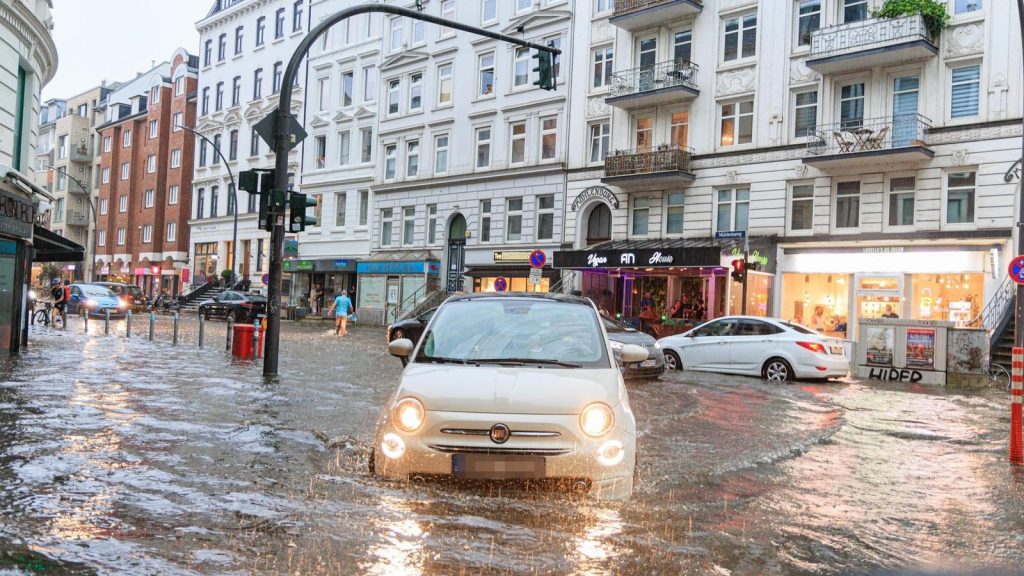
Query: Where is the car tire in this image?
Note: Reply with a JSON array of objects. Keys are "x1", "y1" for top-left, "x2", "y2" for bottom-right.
[
  {"x1": 762, "y1": 357, "x2": 794, "y2": 383},
  {"x1": 392, "y1": 328, "x2": 405, "y2": 341},
  {"x1": 663, "y1": 350, "x2": 682, "y2": 372}
]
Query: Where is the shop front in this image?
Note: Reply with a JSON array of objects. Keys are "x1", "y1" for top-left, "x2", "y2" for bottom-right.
[
  {"x1": 192, "y1": 242, "x2": 219, "y2": 285},
  {"x1": 355, "y1": 252, "x2": 441, "y2": 325},
  {"x1": 466, "y1": 250, "x2": 558, "y2": 293},
  {"x1": 284, "y1": 258, "x2": 358, "y2": 315}
]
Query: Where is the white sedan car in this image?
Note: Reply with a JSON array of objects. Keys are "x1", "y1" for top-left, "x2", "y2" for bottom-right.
[
  {"x1": 656, "y1": 315, "x2": 849, "y2": 381},
  {"x1": 372, "y1": 292, "x2": 649, "y2": 501}
]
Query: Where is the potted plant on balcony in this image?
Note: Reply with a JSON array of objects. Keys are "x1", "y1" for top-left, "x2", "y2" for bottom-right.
[{"x1": 872, "y1": 0, "x2": 950, "y2": 38}]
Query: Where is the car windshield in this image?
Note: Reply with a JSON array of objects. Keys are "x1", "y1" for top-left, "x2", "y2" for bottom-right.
[
  {"x1": 416, "y1": 299, "x2": 609, "y2": 368},
  {"x1": 125, "y1": 286, "x2": 144, "y2": 297},
  {"x1": 81, "y1": 285, "x2": 116, "y2": 298},
  {"x1": 601, "y1": 315, "x2": 635, "y2": 333}
]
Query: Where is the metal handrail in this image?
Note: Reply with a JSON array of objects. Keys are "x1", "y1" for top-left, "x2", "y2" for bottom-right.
[
  {"x1": 605, "y1": 144, "x2": 693, "y2": 177},
  {"x1": 609, "y1": 59, "x2": 699, "y2": 98},
  {"x1": 613, "y1": 0, "x2": 702, "y2": 16},
  {"x1": 810, "y1": 14, "x2": 934, "y2": 60},
  {"x1": 806, "y1": 114, "x2": 930, "y2": 156},
  {"x1": 390, "y1": 283, "x2": 428, "y2": 321},
  {"x1": 967, "y1": 276, "x2": 1014, "y2": 331}
]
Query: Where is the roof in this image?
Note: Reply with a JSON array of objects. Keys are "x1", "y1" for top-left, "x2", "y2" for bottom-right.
[{"x1": 447, "y1": 292, "x2": 593, "y2": 306}]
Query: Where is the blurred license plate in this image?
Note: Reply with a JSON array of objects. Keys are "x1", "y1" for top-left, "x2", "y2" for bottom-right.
[
  {"x1": 830, "y1": 346, "x2": 845, "y2": 355},
  {"x1": 640, "y1": 359, "x2": 657, "y2": 367},
  {"x1": 452, "y1": 454, "x2": 546, "y2": 480}
]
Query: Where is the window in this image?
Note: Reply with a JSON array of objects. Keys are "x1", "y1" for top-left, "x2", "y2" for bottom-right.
[
  {"x1": 409, "y1": 73, "x2": 422, "y2": 111},
  {"x1": 227, "y1": 183, "x2": 236, "y2": 216},
  {"x1": 403, "y1": 207, "x2": 416, "y2": 245},
  {"x1": 204, "y1": 39, "x2": 212, "y2": 66},
  {"x1": 434, "y1": 134, "x2": 449, "y2": 174},
  {"x1": 389, "y1": 17, "x2": 403, "y2": 51},
  {"x1": 256, "y1": 16, "x2": 266, "y2": 46},
  {"x1": 720, "y1": 100, "x2": 753, "y2": 146},
  {"x1": 537, "y1": 195, "x2": 554, "y2": 241},
  {"x1": 149, "y1": 119, "x2": 158, "y2": 139},
  {"x1": 363, "y1": 65, "x2": 376, "y2": 102},
  {"x1": 412, "y1": 18, "x2": 424, "y2": 45},
  {"x1": 631, "y1": 196, "x2": 650, "y2": 235},
  {"x1": 479, "y1": 53, "x2": 495, "y2": 97},
  {"x1": 118, "y1": 194, "x2": 128, "y2": 212},
  {"x1": 273, "y1": 62, "x2": 282, "y2": 94},
  {"x1": 123, "y1": 129, "x2": 132, "y2": 147},
  {"x1": 175, "y1": 75, "x2": 185, "y2": 95},
  {"x1": 440, "y1": 0, "x2": 456, "y2": 36},
  {"x1": 199, "y1": 140, "x2": 208, "y2": 166},
  {"x1": 427, "y1": 204, "x2": 438, "y2": 243},
  {"x1": 482, "y1": 0, "x2": 497, "y2": 22},
  {"x1": 796, "y1": 0, "x2": 821, "y2": 47},
  {"x1": 843, "y1": 0, "x2": 868, "y2": 22},
  {"x1": 589, "y1": 122, "x2": 610, "y2": 163},
  {"x1": 359, "y1": 190, "x2": 369, "y2": 226},
  {"x1": 514, "y1": 47, "x2": 530, "y2": 87},
  {"x1": 172, "y1": 112, "x2": 183, "y2": 132},
  {"x1": 384, "y1": 144, "x2": 397, "y2": 179},
  {"x1": 151, "y1": 85, "x2": 161, "y2": 103},
  {"x1": 723, "y1": 12, "x2": 757, "y2": 61},
  {"x1": 387, "y1": 79, "x2": 400, "y2": 114},
  {"x1": 437, "y1": 63, "x2": 453, "y2": 105},
  {"x1": 338, "y1": 130, "x2": 350, "y2": 166},
  {"x1": 481, "y1": 200, "x2": 492, "y2": 242},
  {"x1": 506, "y1": 198, "x2": 523, "y2": 241},
  {"x1": 210, "y1": 186, "x2": 219, "y2": 218},
  {"x1": 510, "y1": 122, "x2": 527, "y2": 164},
  {"x1": 167, "y1": 222, "x2": 177, "y2": 242},
  {"x1": 789, "y1": 183, "x2": 814, "y2": 231},
  {"x1": 360, "y1": 127, "x2": 373, "y2": 162},
  {"x1": 335, "y1": 192, "x2": 347, "y2": 227},
  {"x1": 407, "y1": 141, "x2": 419, "y2": 177},
  {"x1": 888, "y1": 176, "x2": 915, "y2": 227},
  {"x1": 55, "y1": 171, "x2": 65, "y2": 191},
  {"x1": 234, "y1": 26, "x2": 243, "y2": 54},
  {"x1": 717, "y1": 188, "x2": 750, "y2": 232},
  {"x1": 635, "y1": 116, "x2": 654, "y2": 151},
  {"x1": 103, "y1": 135, "x2": 111, "y2": 152},
  {"x1": 144, "y1": 188, "x2": 154, "y2": 208},
  {"x1": 120, "y1": 162, "x2": 129, "y2": 180},
  {"x1": 835, "y1": 181, "x2": 860, "y2": 229},
  {"x1": 955, "y1": 0, "x2": 982, "y2": 14},
  {"x1": 547, "y1": 37, "x2": 562, "y2": 80},
  {"x1": 57, "y1": 135, "x2": 66, "y2": 159},
  {"x1": 99, "y1": 198, "x2": 108, "y2": 214},
  {"x1": 951, "y1": 65, "x2": 980, "y2": 118},
  {"x1": 476, "y1": 127, "x2": 491, "y2": 168},
  {"x1": 218, "y1": 33, "x2": 226, "y2": 61},
  {"x1": 317, "y1": 77, "x2": 329, "y2": 111},
  {"x1": 142, "y1": 224, "x2": 152, "y2": 244},
  {"x1": 314, "y1": 135, "x2": 327, "y2": 169},
  {"x1": 231, "y1": 76, "x2": 241, "y2": 106},
  {"x1": 671, "y1": 111, "x2": 688, "y2": 148},
  {"x1": 117, "y1": 228, "x2": 126, "y2": 246},
  {"x1": 946, "y1": 171, "x2": 976, "y2": 224},
  {"x1": 540, "y1": 117, "x2": 557, "y2": 160},
  {"x1": 101, "y1": 167, "x2": 110, "y2": 184},
  {"x1": 250, "y1": 127, "x2": 260, "y2": 156},
  {"x1": 275, "y1": 7, "x2": 285, "y2": 38},
  {"x1": 293, "y1": 0, "x2": 303, "y2": 32},
  {"x1": 666, "y1": 192, "x2": 685, "y2": 234},
  {"x1": 342, "y1": 71, "x2": 353, "y2": 106},
  {"x1": 146, "y1": 155, "x2": 156, "y2": 173},
  {"x1": 839, "y1": 82, "x2": 865, "y2": 129},
  {"x1": 380, "y1": 208, "x2": 393, "y2": 246},
  {"x1": 253, "y1": 68, "x2": 263, "y2": 99},
  {"x1": 793, "y1": 89, "x2": 818, "y2": 138},
  {"x1": 596, "y1": 0, "x2": 613, "y2": 13},
  {"x1": 517, "y1": 0, "x2": 533, "y2": 13},
  {"x1": 216, "y1": 82, "x2": 224, "y2": 110},
  {"x1": 229, "y1": 130, "x2": 238, "y2": 161},
  {"x1": 168, "y1": 184, "x2": 179, "y2": 205},
  {"x1": 247, "y1": 188, "x2": 257, "y2": 213},
  {"x1": 98, "y1": 230, "x2": 106, "y2": 246},
  {"x1": 592, "y1": 47, "x2": 614, "y2": 88},
  {"x1": 196, "y1": 188, "x2": 205, "y2": 219},
  {"x1": 213, "y1": 134, "x2": 222, "y2": 157},
  {"x1": 673, "y1": 29, "x2": 692, "y2": 63}
]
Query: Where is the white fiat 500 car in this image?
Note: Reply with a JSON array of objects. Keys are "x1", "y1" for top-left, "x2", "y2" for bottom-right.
[
  {"x1": 372, "y1": 292, "x2": 649, "y2": 501},
  {"x1": 656, "y1": 315, "x2": 849, "y2": 381}
]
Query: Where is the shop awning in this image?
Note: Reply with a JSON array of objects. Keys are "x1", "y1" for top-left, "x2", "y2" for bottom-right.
[
  {"x1": 553, "y1": 238, "x2": 723, "y2": 270},
  {"x1": 32, "y1": 225, "x2": 85, "y2": 263}
]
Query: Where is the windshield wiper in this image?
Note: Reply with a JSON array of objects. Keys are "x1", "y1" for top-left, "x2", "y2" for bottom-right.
[
  {"x1": 471, "y1": 358, "x2": 582, "y2": 368},
  {"x1": 417, "y1": 356, "x2": 471, "y2": 365}
]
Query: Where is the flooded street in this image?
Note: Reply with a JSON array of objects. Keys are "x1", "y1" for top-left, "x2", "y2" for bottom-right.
[{"x1": 1, "y1": 318, "x2": 1022, "y2": 574}]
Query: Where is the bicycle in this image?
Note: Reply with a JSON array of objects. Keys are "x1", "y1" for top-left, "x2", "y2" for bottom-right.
[{"x1": 32, "y1": 301, "x2": 64, "y2": 328}]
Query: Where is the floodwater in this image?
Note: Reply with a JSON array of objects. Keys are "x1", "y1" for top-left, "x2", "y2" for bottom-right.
[{"x1": 0, "y1": 317, "x2": 1022, "y2": 575}]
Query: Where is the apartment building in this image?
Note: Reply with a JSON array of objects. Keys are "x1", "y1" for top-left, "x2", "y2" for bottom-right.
[
  {"x1": 32, "y1": 98, "x2": 66, "y2": 227},
  {"x1": 550, "y1": 0, "x2": 1021, "y2": 342},
  {"x1": 190, "y1": 0, "x2": 310, "y2": 290},
  {"x1": 93, "y1": 49, "x2": 199, "y2": 296}
]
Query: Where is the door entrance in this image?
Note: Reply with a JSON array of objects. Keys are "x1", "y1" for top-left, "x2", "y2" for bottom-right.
[{"x1": 447, "y1": 213, "x2": 467, "y2": 292}]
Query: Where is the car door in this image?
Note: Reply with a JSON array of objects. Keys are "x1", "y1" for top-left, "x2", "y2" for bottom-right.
[
  {"x1": 681, "y1": 318, "x2": 737, "y2": 370},
  {"x1": 729, "y1": 319, "x2": 785, "y2": 373},
  {"x1": 211, "y1": 292, "x2": 229, "y2": 317},
  {"x1": 68, "y1": 286, "x2": 82, "y2": 314}
]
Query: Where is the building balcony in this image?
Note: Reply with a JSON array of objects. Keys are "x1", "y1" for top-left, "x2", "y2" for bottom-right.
[
  {"x1": 803, "y1": 114, "x2": 933, "y2": 168},
  {"x1": 603, "y1": 145, "x2": 695, "y2": 188},
  {"x1": 69, "y1": 145, "x2": 92, "y2": 163},
  {"x1": 807, "y1": 15, "x2": 937, "y2": 74},
  {"x1": 610, "y1": 0, "x2": 702, "y2": 32},
  {"x1": 65, "y1": 211, "x2": 90, "y2": 227},
  {"x1": 606, "y1": 60, "x2": 699, "y2": 110}
]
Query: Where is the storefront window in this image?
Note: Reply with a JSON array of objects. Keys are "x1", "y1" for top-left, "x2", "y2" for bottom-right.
[
  {"x1": 478, "y1": 277, "x2": 549, "y2": 293},
  {"x1": 0, "y1": 240, "x2": 15, "y2": 353},
  {"x1": 910, "y1": 273, "x2": 982, "y2": 325},
  {"x1": 728, "y1": 272, "x2": 773, "y2": 318},
  {"x1": 780, "y1": 273, "x2": 850, "y2": 337}
]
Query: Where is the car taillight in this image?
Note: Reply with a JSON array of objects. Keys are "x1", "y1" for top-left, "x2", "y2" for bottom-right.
[
  {"x1": 240, "y1": 302, "x2": 252, "y2": 308},
  {"x1": 796, "y1": 341, "x2": 826, "y2": 354}
]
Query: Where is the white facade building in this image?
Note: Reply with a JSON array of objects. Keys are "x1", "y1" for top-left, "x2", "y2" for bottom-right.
[{"x1": 191, "y1": 0, "x2": 310, "y2": 290}]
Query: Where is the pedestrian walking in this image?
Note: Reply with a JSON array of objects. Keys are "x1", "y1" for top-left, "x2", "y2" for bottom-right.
[
  {"x1": 328, "y1": 289, "x2": 354, "y2": 337},
  {"x1": 311, "y1": 283, "x2": 323, "y2": 315}
]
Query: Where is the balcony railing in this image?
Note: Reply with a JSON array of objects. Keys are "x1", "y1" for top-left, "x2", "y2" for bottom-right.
[
  {"x1": 614, "y1": 0, "x2": 701, "y2": 17},
  {"x1": 605, "y1": 145, "x2": 693, "y2": 178},
  {"x1": 810, "y1": 14, "x2": 933, "y2": 60},
  {"x1": 609, "y1": 60, "x2": 698, "y2": 99},
  {"x1": 806, "y1": 114, "x2": 930, "y2": 157},
  {"x1": 69, "y1": 145, "x2": 91, "y2": 162},
  {"x1": 65, "y1": 211, "x2": 89, "y2": 226}
]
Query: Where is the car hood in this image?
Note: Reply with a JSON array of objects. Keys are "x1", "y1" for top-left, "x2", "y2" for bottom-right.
[
  {"x1": 607, "y1": 331, "x2": 656, "y2": 347},
  {"x1": 397, "y1": 363, "x2": 622, "y2": 415}
]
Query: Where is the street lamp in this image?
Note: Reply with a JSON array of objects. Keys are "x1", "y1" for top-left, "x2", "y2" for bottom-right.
[
  {"x1": 49, "y1": 166, "x2": 98, "y2": 282},
  {"x1": 176, "y1": 124, "x2": 239, "y2": 287}
]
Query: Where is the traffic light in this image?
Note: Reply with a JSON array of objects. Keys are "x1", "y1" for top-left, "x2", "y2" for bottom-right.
[
  {"x1": 532, "y1": 48, "x2": 555, "y2": 91},
  {"x1": 288, "y1": 192, "x2": 318, "y2": 232},
  {"x1": 238, "y1": 170, "x2": 259, "y2": 193},
  {"x1": 730, "y1": 258, "x2": 746, "y2": 283}
]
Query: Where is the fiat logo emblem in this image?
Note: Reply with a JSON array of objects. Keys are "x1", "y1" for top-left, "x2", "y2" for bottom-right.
[{"x1": 489, "y1": 423, "x2": 510, "y2": 444}]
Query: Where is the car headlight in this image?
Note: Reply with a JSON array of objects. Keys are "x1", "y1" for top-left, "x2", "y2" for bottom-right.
[
  {"x1": 609, "y1": 340, "x2": 624, "y2": 350},
  {"x1": 654, "y1": 341, "x2": 662, "y2": 349},
  {"x1": 28, "y1": 289, "x2": 37, "y2": 300},
  {"x1": 118, "y1": 298, "x2": 128, "y2": 308},
  {"x1": 85, "y1": 299, "x2": 97, "y2": 307},
  {"x1": 580, "y1": 402, "x2": 614, "y2": 438},
  {"x1": 393, "y1": 397, "x2": 425, "y2": 433}
]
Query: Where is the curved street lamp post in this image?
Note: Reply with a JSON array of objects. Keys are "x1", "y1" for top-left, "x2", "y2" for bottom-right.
[{"x1": 49, "y1": 166, "x2": 98, "y2": 282}]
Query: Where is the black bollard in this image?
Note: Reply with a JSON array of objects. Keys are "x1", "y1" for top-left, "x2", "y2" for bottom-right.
[
  {"x1": 226, "y1": 316, "x2": 233, "y2": 351},
  {"x1": 198, "y1": 313, "x2": 205, "y2": 348},
  {"x1": 252, "y1": 317, "x2": 260, "y2": 359},
  {"x1": 83, "y1": 310, "x2": 88, "y2": 333},
  {"x1": 104, "y1": 309, "x2": 110, "y2": 336},
  {"x1": 126, "y1": 310, "x2": 132, "y2": 338},
  {"x1": 173, "y1": 312, "x2": 179, "y2": 345},
  {"x1": 149, "y1": 311, "x2": 155, "y2": 341}
]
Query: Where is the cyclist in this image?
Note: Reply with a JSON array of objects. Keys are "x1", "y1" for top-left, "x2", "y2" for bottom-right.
[{"x1": 51, "y1": 278, "x2": 67, "y2": 321}]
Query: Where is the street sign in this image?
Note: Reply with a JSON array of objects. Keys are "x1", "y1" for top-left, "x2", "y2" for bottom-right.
[
  {"x1": 494, "y1": 277, "x2": 508, "y2": 292},
  {"x1": 254, "y1": 108, "x2": 307, "y2": 151},
  {"x1": 529, "y1": 250, "x2": 546, "y2": 269},
  {"x1": 261, "y1": 274, "x2": 270, "y2": 285},
  {"x1": 528, "y1": 268, "x2": 543, "y2": 286},
  {"x1": 1009, "y1": 255, "x2": 1024, "y2": 285},
  {"x1": 715, "y1": 230, "x2": 747, "y2": 240}
]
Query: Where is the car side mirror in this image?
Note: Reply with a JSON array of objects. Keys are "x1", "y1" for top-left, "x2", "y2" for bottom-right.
[
  {"x1": 619, "y1": 344, "x2": 649, "y2": 364},
  {"x1": 389, "y1": 338, "x2": 415, "y2": 366}
]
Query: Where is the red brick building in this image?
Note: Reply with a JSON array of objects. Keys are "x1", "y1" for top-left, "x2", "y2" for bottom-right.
[{"x1": 94, "y1": 49, "x2": 198, "y2": 296}]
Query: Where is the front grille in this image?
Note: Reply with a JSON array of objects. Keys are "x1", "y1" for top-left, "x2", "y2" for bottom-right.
[
  {"x1": 428, "y1": 444, "x2": 571, "y2": 456},
  {"x1": 441, "y1": 428, "x2": 560, "y2": 438}
]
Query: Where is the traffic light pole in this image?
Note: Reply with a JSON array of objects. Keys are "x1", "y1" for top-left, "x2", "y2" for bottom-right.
[
  {"x1": 264, "y1": 4, "x2": 561, "y2": 376},
  {"x1": 741, "y1": 236, "x2": 749, "y2": 316}
]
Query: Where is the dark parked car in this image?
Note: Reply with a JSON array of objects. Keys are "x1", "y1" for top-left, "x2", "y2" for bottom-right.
[
  {"x1": 197, "y1": 291, "x2": 267, "y2": 322},
  {"x1": 603, "y1": 315, "x2": 666, "y2": 381},
  {"x1": 387, "y1": 307, "x2": 437, "y2": 342},
  {"x1": 94, "y1": 282, "x2": 146, "y2": 312}
]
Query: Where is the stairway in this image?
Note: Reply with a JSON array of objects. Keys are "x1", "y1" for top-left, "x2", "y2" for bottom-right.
[
  {"x1": 179, "y1": 284, "x2": 222, "y2": 313},
  {"x1": 992, "y1": 314, "x2": 1016, "y2": 369}
]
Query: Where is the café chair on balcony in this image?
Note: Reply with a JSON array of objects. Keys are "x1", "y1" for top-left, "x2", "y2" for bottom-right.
[
  {"x1": 833, "y1": 131, "x2": 855, "y2": 153},
  {"x1": 862, "y1": 125, "x2": 890, "y2": 150}
]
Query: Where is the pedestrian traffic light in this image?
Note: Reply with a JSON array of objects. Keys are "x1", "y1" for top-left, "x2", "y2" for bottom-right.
[
  {"x1": 288, "y1": 192, "x2": 318, "y2": 232},
  {"x1": 730, "y1": 258, "x2": 746, "y2": 283},
  {"x1": 238, "y1": 170, "x2": 259, "y2": 193},
  {"x1": 532, "y1": 48, "x2": 555, "y2": 91}
]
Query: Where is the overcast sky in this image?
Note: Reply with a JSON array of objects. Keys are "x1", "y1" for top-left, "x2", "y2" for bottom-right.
[{"x1": 43, "y1": 0, "x2": 212, "y2": 101}]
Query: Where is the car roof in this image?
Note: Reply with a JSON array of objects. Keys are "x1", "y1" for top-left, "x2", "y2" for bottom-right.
[{"x1": 446, "y1": 291, "x2": 594, "y2": 306}]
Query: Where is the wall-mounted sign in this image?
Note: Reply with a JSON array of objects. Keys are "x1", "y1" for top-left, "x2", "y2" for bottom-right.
[
  {"x1": 493, "y1": 251, "x2": 532, "y2": 263},
  {"x1": 0, "y1": 190, "x2": 35, "y2": 238},
  {"x1": 357, "y1": 260, "x2": 439, "y2": 275},
  {"x1": 284, "y1": 239, "x2": 299, "y2": 257},
  {"x1": 570, "y1": 186, "x2": 619, "y2": 211},
  {"x1": 283, "y1": 260, "x2": 315, "y2": 272},
  {"x1": 729, "y1": 247, "x2": 769, "y2": 268},
  {"x1": 553, "y1": 246, "x2": 719, "y2": 269}
]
